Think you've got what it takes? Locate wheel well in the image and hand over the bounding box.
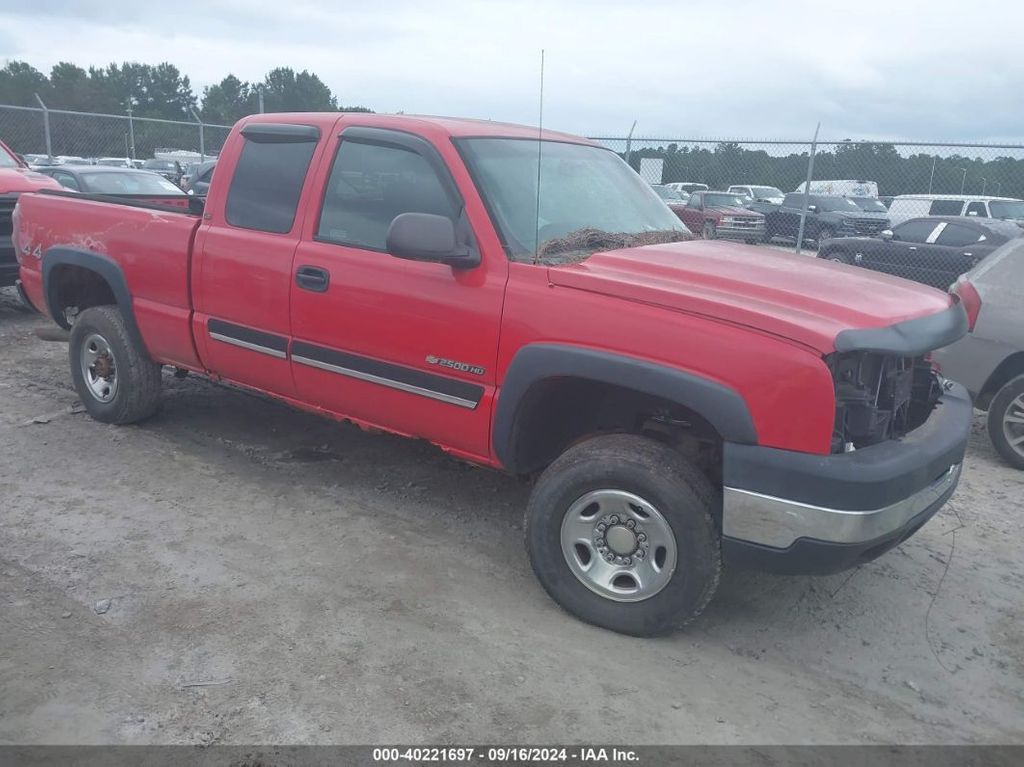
[49,264,116,325]
[978,352,1024,410]
[508,377,724,482]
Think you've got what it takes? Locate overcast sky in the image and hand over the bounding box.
[1,0,1021,142]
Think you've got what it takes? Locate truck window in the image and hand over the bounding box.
[964,201,988,217]
[929,199,963,216]
[225,139,317,234]
[317,140,458,251]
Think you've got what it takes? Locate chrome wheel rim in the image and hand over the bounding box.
[80,333,118,403]
[560,490,677,603]
[1003,393,1024,459]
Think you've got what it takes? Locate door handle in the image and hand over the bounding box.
[961,252,973,257]
[295,265,330,293]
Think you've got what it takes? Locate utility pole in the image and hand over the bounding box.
[927,156,936,194]
[795,122,820,256]
[189,107,205,161]
[624,119,638,171]
[981,177,987,195]
[959,167,967,194]
[126,101,136,161]
[34,93,52,160]
[258,86,265,114]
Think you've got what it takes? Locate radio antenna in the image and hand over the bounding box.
[532,49,545,264]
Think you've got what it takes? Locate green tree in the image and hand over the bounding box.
[0,61,50,106]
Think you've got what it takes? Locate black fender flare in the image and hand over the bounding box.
[41,246,150,357]
[492,344,758,472]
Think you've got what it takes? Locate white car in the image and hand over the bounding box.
[887,194,1024,227]
[664,182,708,195]
[795,179,879,199]
[727,185,784,204]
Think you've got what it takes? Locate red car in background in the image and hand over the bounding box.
[676,190,766,244]
[0,139,63,288]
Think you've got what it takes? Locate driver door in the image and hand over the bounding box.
[288,126,507,461]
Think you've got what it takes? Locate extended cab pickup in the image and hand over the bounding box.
[676,190,766,243]
[14,114,972,636]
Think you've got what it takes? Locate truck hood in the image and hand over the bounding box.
[547,240,954,353]
[712,205,762,217]
[0,167,63,194]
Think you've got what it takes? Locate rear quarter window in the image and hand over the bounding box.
[929,199,964,216]
[225,139,317,233]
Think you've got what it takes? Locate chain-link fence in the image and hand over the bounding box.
[0,103,230,162]
[590,135,1024,283]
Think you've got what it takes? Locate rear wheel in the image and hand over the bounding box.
[702,221,717,240]
[988,375,1024,470]
[69,305,162,424]
[525,434,721,636]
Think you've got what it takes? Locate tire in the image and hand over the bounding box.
[702,221,717,240]
[69,305,162,424]
[987,375,1024,470]
[524,433,721,636]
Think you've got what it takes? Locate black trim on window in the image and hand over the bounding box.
[240,123,320,144]
[291,341,483,409]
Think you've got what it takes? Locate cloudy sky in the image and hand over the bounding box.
[1,0,1021,141]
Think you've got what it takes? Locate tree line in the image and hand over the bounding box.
[625,141,1024,200]
[0,60,371,123]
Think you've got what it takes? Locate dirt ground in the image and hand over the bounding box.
[1,285,1022,746]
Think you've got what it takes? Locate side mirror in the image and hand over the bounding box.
[187,196,205,215]
[879,229,894,241]
[386,212,479,269]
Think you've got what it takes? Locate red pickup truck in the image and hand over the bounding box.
[14,113,971,636]
[1,138,63,289]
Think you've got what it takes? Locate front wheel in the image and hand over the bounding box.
[988,375,1024,470]
[69,305,163,424]
[524,434,721,636]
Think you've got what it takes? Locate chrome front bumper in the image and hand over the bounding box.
[723,462,961,549]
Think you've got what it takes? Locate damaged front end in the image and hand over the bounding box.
[828,351,945,453]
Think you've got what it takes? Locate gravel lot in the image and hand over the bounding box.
[1,285,1022,746]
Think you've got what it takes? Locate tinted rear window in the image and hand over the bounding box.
[226,139,316,233]
[929,199,963,216]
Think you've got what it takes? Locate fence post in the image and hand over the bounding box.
[34,93,52,160]
[126,106,136,161]
[795,122,820,256]
[624,119,637,171]
[190,107,205,161]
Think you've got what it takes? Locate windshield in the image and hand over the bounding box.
[652,185,685,201]
[850,197,887,213]
[458,138,689,262]
[990,200,1024,219]
[144,159,177,171]
[748,186,782,198]
[82,171,184,195]
[818,196,862,212]
[703,193,746,207]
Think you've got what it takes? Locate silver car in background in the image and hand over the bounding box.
[934,239,1024,468]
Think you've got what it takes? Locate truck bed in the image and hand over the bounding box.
[15,190,204,369]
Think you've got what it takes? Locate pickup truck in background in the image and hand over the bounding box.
[0,138,63,289]
[675,190,766,243]
[766,192,890,243]
[15,113,971,636]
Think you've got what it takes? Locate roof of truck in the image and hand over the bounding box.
[237,112,595,144]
